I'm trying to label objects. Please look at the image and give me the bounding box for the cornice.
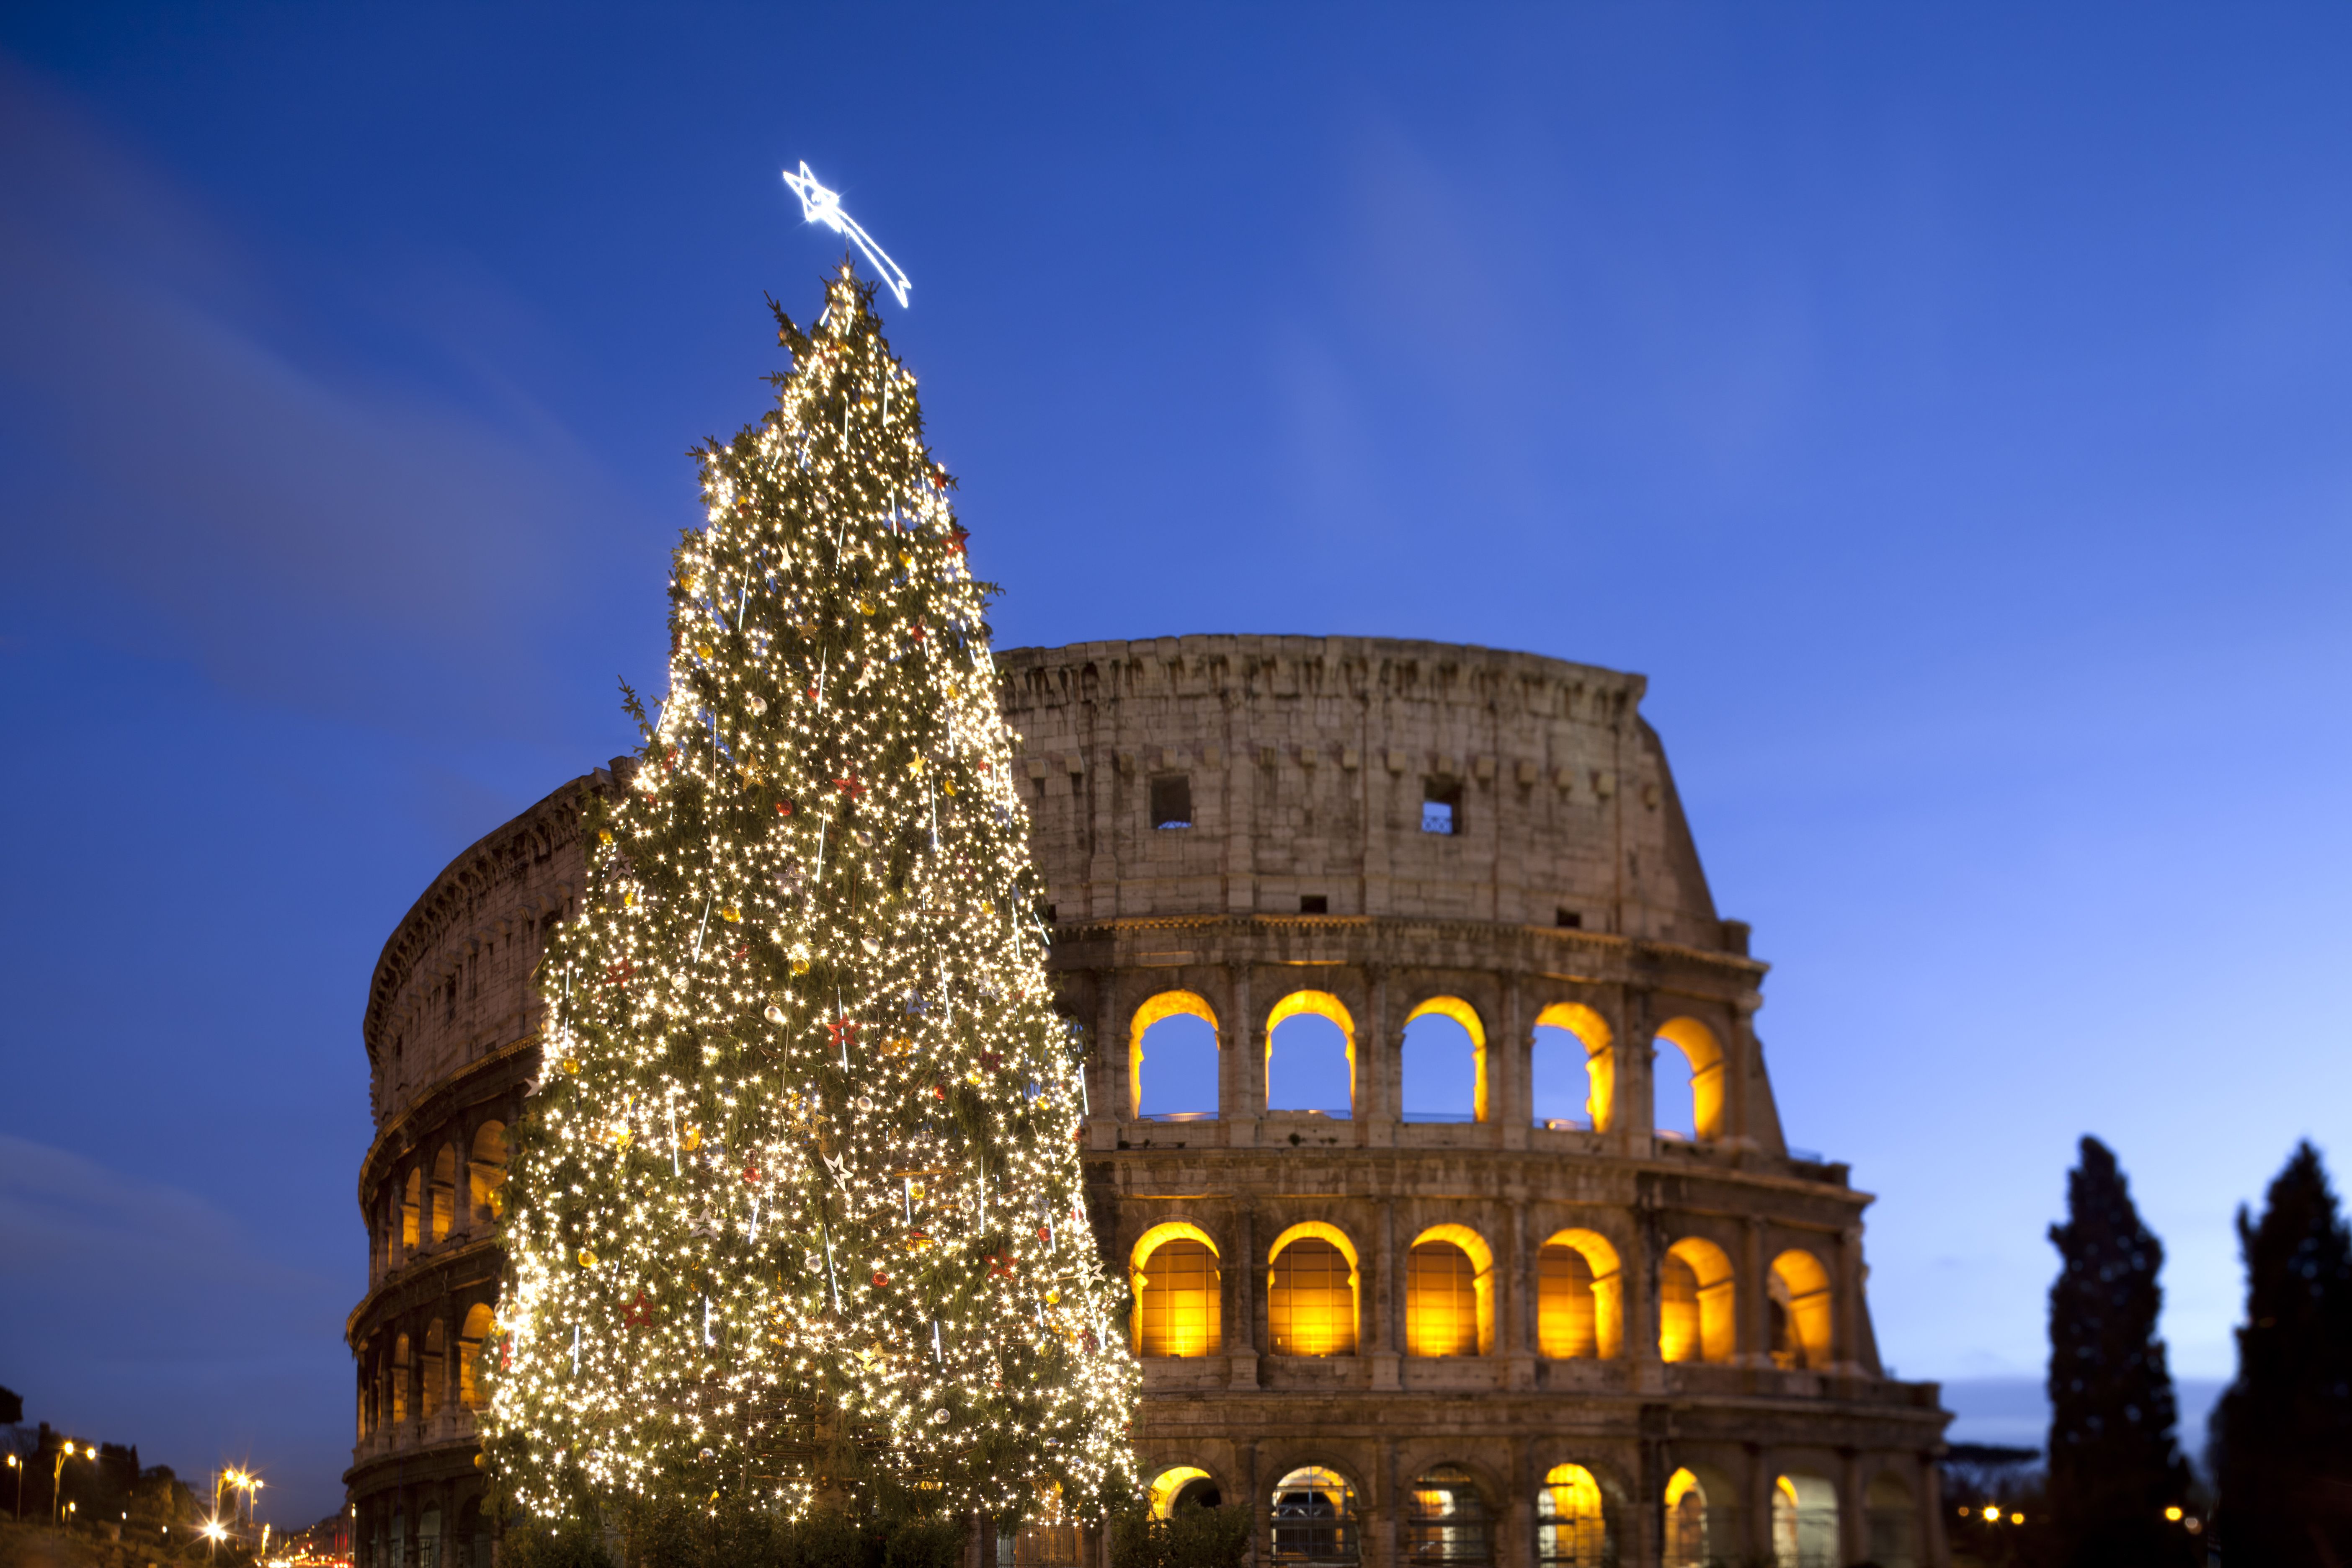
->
[356,1033,542,1204]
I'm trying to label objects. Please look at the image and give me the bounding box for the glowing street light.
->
[51,1441,93,1527]
[6,1452,21,1521]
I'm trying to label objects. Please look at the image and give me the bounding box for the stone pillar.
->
[1618,989,1655,1157]
[1229,963,1258,1135]
[1371,1198,1400,1389]
[1741,1217,1768,1369]
[1744,1448,1774,1567]
[1498,972,1527,1152]
[1364,964,1393,1142]
[1229,1204,1259,1390]
[1837,1225,1864,1376]
[1840,1451,1865,1568]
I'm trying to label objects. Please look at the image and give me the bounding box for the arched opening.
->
[1537,1230,1623,1360]
[400,1168,422,1249]
[1534,1464,1607,1568]
[1768,1250,1834,1370]
[390,1333,411,1424]
[1131,992,1220,1122]
[1400,998,1485,1123]
[1532,1003,1612,1132]
[1653,1018,1725,1141]
[1660,1238,1736,1364]
[459,1303,494,1410]
[1406,1225,1493,1357]
[1146,1466,1222,1519]
[417,1504,441,1568]
[1269,1466,1357,1567]
[1772,1474,1839,1568]
[1662,1469,1708,1568]
[429,1147,456,1242]
[420,1319,446,1419]
[1865,1471,1917,1568]
[1131,1222,1222,1358]
[1266,992,1354,1118]
[1403,1467,1490,1568]
[1268,1224,1359,1356]
[469,1122,507,1224]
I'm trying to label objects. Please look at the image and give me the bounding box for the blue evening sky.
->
[3,2,2349,1522]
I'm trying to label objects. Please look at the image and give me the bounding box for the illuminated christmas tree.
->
[483,265,1138,1529]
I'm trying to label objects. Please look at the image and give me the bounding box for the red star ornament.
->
[622,1290,653,1331]
[833,774,865,799]
[826,1016,861,1052]
[946,526,969,556]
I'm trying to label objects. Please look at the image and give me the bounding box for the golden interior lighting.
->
[1662,1469,1708,1568]
[1653,1018,1725,1140]
[1533,1002,1614,1131]
[1147,1467,1216,1521]
[1659,1238,1737,1364]
[1402,1467,1490,1567]
[1536,1230,1622,1359]
[1767,1249,1834,1370]
[1132,1227,1221,1358]
[459,1303,494,1409]
[389,1333,410,1423]
[1535,1465,1606,1568]
[420,1319,446,1418]
[1269,1228,1358,1356]
[1406,1243,1479,1357]
[1269,1467,1356,1566]
[400,1169,421,1250]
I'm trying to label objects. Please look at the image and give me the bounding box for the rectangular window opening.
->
[1300,895,1329,915]
[1150,774,1193,830]
[1555,908,1582,929]
[1421,779,1463,836]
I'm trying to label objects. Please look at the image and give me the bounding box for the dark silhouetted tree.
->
[2210,1141,2352,1566]
[2044,1136,2194,1568]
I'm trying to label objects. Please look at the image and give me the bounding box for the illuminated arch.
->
[1768,1249,1834,1370]
[1130,991,1220,1119]
[1146,1466,1222,1519]
[1660,1238,1736,1364]
[1266,991,1356,1116]
[1269,1466,1357,1566]
[389,1331,411,1424]
[400,1167,422,1249]
[459,1303,494,1410]
[469,1121,507,1222]
[1654,1017,1725,1140]
[1534,1002,1614,1132]
[1268,1222,1360,1356]
[1662,1469,1709,1568]
[1535,1464,1607,1568]
[1537,1228,1623,1360]
[429,1146,457,1241]
[1407,1223,1494,1356]
[1772,1474,1839,1568]
[1130,1222,1222,1358]
[1402,1465,1491,1566]
[1403,996,1488,1122]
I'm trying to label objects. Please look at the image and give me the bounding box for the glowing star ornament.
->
[781,161,913,308]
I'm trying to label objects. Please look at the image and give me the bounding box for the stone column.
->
[1498,972,1527,1152]
[1229,962,1258,1139]
[1744,1449,1774,1566]
[1229,1204,1259,1390]
[1741,1217,1768,1369]
[1837,1225,1865,1376]
[1364,964,1393,1144]
[1618,989,1655,1158]
[1371,1198,1400,1389]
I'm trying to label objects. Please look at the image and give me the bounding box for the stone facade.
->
[345,635,1948,1568]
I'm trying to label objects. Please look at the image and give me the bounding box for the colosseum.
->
[344,634,1951,1568]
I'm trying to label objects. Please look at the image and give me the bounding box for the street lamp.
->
[52,1441,92,1527]
[6,1452,21,1521]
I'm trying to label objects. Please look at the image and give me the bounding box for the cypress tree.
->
[2044,1136,2193,1568]
[2210,1141,2352,1565]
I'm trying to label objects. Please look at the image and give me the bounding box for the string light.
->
[483,264,1137,1525]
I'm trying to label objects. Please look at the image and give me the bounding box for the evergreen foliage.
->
[2043,1136,2193,1568]
[1108,1505,1253,1568]
[482,264,1137,1527]
[2210,1140,2352,1565]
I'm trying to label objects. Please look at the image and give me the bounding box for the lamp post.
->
[52,1441,90,1527]
[7,1452,20,1520]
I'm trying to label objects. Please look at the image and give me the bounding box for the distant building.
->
[345,636,1950,1568]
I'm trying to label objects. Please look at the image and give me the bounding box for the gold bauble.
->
[579,1248,598,1268]
[857,599,876,616]
[682,1127,702,1151]
[942,780,957,797]
[559,1056,580,1075]
[597,828,614,845]
[790,957,811,976]
[720,906,742,923]
[695,643,714,659]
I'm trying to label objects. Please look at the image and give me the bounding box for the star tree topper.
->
[782,161,913,308]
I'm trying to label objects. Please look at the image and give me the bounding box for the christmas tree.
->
[2043,1136,2194,1568]
[483,264,1138,1529]
[2210,1142,2352,1566]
